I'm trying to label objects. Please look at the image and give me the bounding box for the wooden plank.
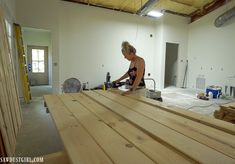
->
[5,23,22,132]
[112,90,235,135]
[84,91,235,163]
[43,95,113,164]
[37,151,70,164]
[96,90,235,158]
[0,130,7,158]
[0,11,23,157]
[214,110,225,119]
[0,104,13,157]
[0,55,15,157]
[2,32,22,134]
[221,107,235,114]
[71,93,194,164]
[222,102,235,109]
[0,15,18,137]
[58,94,155,164]
[0,10,22,158]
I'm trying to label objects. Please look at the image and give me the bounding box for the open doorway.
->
[23,27,52,97]
[164,42,179,88]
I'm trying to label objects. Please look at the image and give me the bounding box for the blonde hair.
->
[121,41,136,55]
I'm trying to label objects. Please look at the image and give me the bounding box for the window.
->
[32,49,45,73]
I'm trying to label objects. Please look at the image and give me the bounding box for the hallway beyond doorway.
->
[30,85,52,97]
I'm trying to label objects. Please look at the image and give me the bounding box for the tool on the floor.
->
[206,85,222,98]
[197,92,209,101]
[62,78,82,93]
[181,60,188,88]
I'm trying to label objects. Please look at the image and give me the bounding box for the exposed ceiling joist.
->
[62,0,230,23]
[170,0,200,9]
[190,0,228,22]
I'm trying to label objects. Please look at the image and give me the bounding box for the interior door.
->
[27,46,48,85]
[164,42,179,88]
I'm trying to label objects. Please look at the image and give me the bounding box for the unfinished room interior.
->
[0,0,235,163]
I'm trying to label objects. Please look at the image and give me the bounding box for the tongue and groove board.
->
[0,11,22,157]
[44,90,235,164]
[94,90,235,158]
[43,95,113,164]
[111,89,235,135]
[69,93,193,164]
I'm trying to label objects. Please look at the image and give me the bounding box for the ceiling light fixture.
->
[147,10,163,17]
[136,0,159,16]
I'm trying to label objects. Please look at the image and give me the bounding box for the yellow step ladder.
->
[14,23,31,103]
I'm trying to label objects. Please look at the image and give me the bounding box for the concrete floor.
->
[15,86,64,157]
[15,86,235,157]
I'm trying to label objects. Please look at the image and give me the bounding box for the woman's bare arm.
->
[114,72,129,83]
[131,58,145,91]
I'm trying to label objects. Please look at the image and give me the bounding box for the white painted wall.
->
[0,0,21,96]
[22,28,52,85]
[152,13,189,89]
[15,0,191,92]
[161,14,190,88]
[59,2,156,88]
[16,0,60,93]
[153,20,164,89]
[0,0,16,57]
[0,0,16,21]
[16,0,157,91]
[188,0,235,91]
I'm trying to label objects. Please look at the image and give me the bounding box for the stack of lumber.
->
[214,102,235,123]
[0,11,22,156]
[44,90,235,164]
[0,132,7,157]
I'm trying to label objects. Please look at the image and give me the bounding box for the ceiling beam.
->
[190,0,228,22]
[170,0,199,9]
[164,10,191,18]
[119,0,132,11]
[62,0,134,14]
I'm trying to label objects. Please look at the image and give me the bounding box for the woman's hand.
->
[121,90,132,96]
[112,80,119,84]
[121,88,133,96]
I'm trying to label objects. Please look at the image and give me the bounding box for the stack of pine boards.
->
[214,102,235,123]
[44,90,235,164]
[0,11,22,156]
